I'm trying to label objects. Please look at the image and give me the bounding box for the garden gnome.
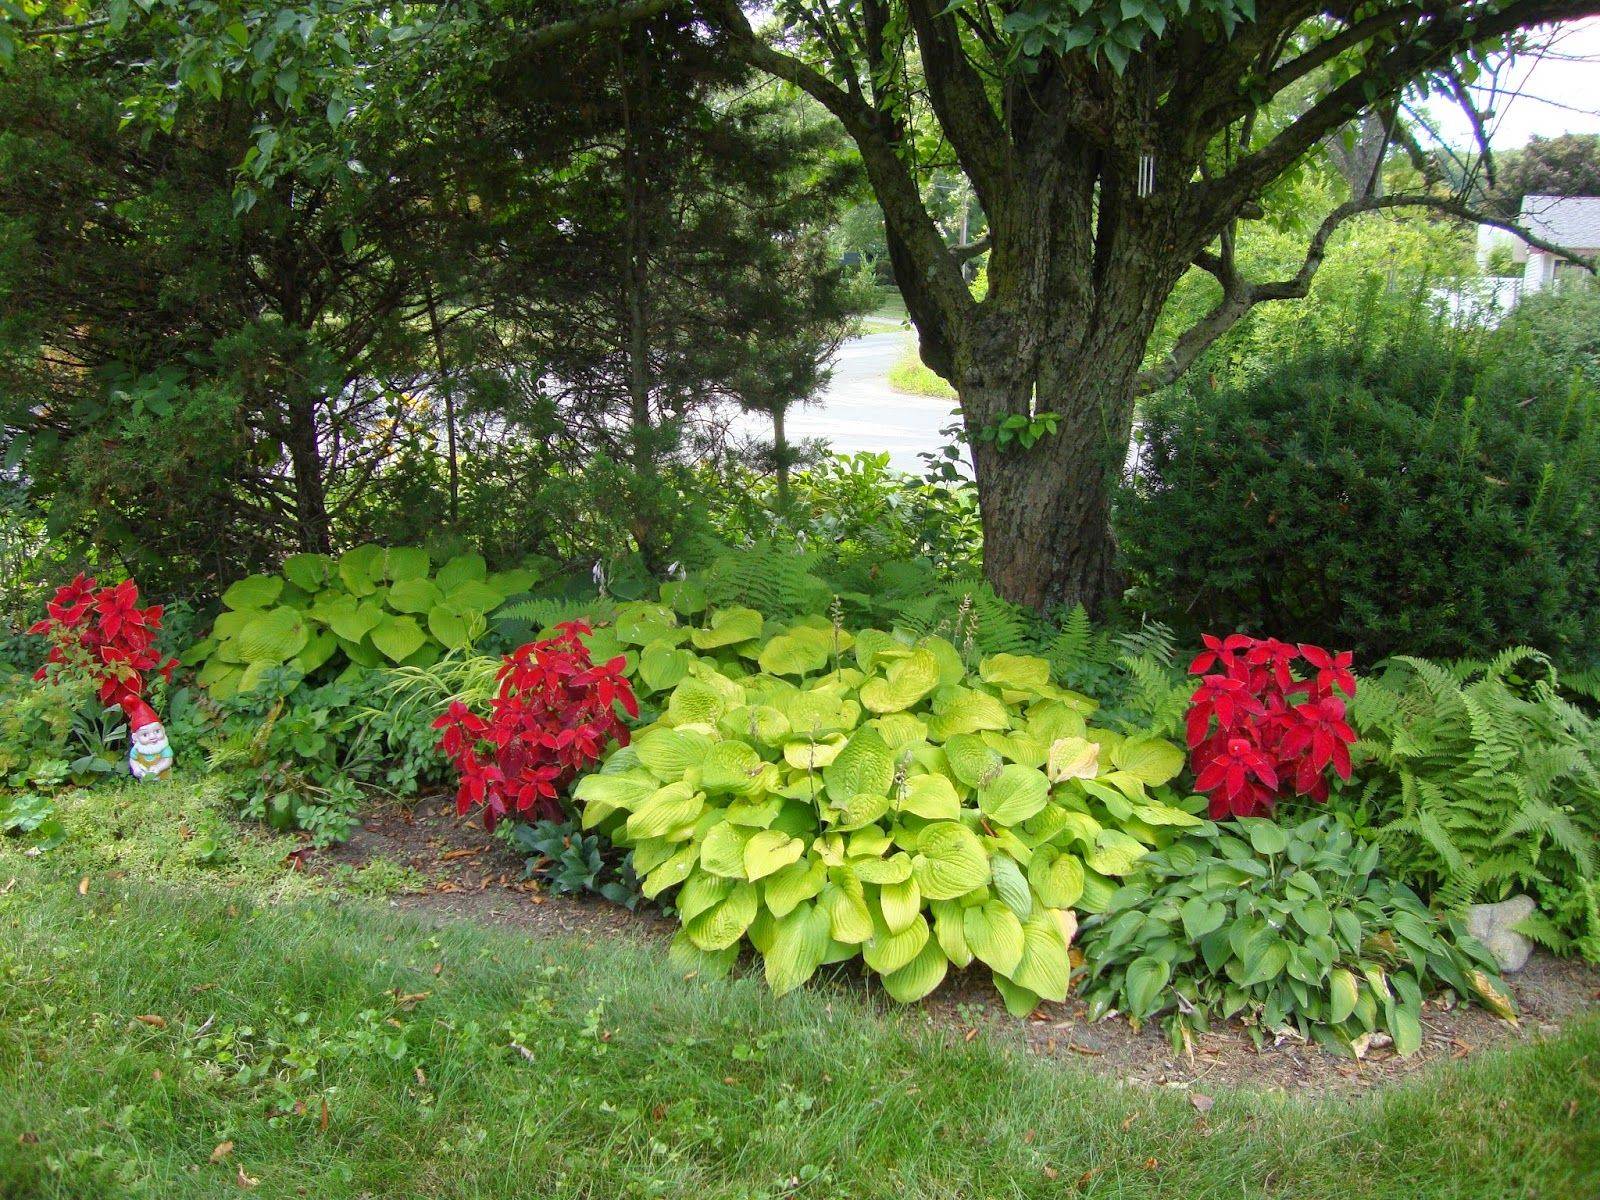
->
[124,699,174,780]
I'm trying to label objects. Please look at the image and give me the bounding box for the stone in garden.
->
[1466,895,1537,973]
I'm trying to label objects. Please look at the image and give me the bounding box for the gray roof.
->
[1517,194,1600,250]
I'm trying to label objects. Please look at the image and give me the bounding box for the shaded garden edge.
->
[2,851,1599,1200]
[319,792,1600,1097]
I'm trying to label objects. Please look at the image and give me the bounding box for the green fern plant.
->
[1339,648,1600,961]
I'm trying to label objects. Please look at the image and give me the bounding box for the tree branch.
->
[1135,190,1596,396]
[702,0,975,338]
[1211,0,1600,206]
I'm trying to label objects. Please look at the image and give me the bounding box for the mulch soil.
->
[315,793,1600,1098]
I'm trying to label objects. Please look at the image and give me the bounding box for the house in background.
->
[1477,194,1600,292]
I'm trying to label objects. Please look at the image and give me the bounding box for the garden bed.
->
[321,794,1600,1098]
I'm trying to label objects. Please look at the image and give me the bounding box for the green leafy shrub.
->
[1078,814,1514,1056]
[0,664,124,789]
[1119,340,1600,663]
[203,668,380,845]
[185,546,537,699]
[510,818,643,909]
[0,790,63,847]
[572,614,1200,1014]
[1339,649,1600,961]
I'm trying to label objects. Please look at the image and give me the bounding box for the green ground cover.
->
[1,796,1597,1200]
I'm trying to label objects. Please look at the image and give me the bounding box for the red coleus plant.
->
[1186,634,1357,820]
[433,621,638,831]
[29,574,176,710]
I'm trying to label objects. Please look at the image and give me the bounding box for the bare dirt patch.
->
[317,795,1600,1097]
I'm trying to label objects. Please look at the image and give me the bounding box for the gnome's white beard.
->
[133,734,170,757]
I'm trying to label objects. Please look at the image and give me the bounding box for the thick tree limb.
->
[1214,0,1600,206]
[702,0,975,341]
[1135,191,1596,396]
[903,0,1014,214]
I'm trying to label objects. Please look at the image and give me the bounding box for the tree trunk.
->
[284,394,332,555]
[771,402,791,510]
[961,372,1131,616]
[423,281,461,528]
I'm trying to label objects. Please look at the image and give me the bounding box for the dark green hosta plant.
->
[1078,815,1515,1057]
[509,819,643,910]
[574,622,1203,1015]
[185,547,536,700]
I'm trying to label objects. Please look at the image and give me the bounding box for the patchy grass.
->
[1,860,1598,1200]
[887,344,957,399]
[856,286,913,333]
[10,774,321,898]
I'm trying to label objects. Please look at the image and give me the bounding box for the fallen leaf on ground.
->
[234,1166,259,1189]
[78,876,90,895]
[17,1132,39,1145]
[135,1014,168,1029]
[1042,1166,1059,1181]
[1190,1093,1215,1114]
[440,848,482,861]
[210,1141,234,1163]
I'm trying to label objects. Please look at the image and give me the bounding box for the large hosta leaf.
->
[963,900,1024,975]
[860,647,940,713]
[634,728,713,780]
[282,553,333,592]
[370,614,426,662]
[882,939,948,1003]
[686,881,758,951]
[764,903,832,996]
[690,606,764,649]
[384,546,430,582]
[862,912,929,975]
[1046,736,1100,782]
[745,830,805,880]
[234,607,308,663]
[700,741,763,794]
[929,686,1011,738]
[978,765,1050,826]
[1112,737,1185,787]
[979,653,1052,694]
[912,821,990,900]
[897,773,961,820]
[1028,846,1086,909]
[435,551,487,592]
[758,629,833,676]
[1006,911,1071,1001]
[1084,828,1148,876]
[626,783,704,840]
[221,574,283,612]
[822,727,894,805]
[763,858,826,917]
[387,577,443,614]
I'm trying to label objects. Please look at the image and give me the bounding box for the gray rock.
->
[1466,894,1537,973]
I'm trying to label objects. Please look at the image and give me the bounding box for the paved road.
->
[736,332,958,475]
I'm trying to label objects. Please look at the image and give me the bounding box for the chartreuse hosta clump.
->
[187,546,535,699]
[572,602,1202,1015]
[1078,815,1516,1057]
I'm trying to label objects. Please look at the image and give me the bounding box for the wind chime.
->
[1137,151,1156,198]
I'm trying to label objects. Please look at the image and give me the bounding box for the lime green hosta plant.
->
[186,546,536,700]
[573,611,1202,1015]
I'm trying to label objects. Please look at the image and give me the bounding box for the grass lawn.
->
[886,343,957,399]
[2,788,1598,1199]
[857,286,914,333]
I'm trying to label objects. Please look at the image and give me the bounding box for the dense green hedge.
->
[1118,339,1600,663]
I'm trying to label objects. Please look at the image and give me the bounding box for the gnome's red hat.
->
[122,698,161,733]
